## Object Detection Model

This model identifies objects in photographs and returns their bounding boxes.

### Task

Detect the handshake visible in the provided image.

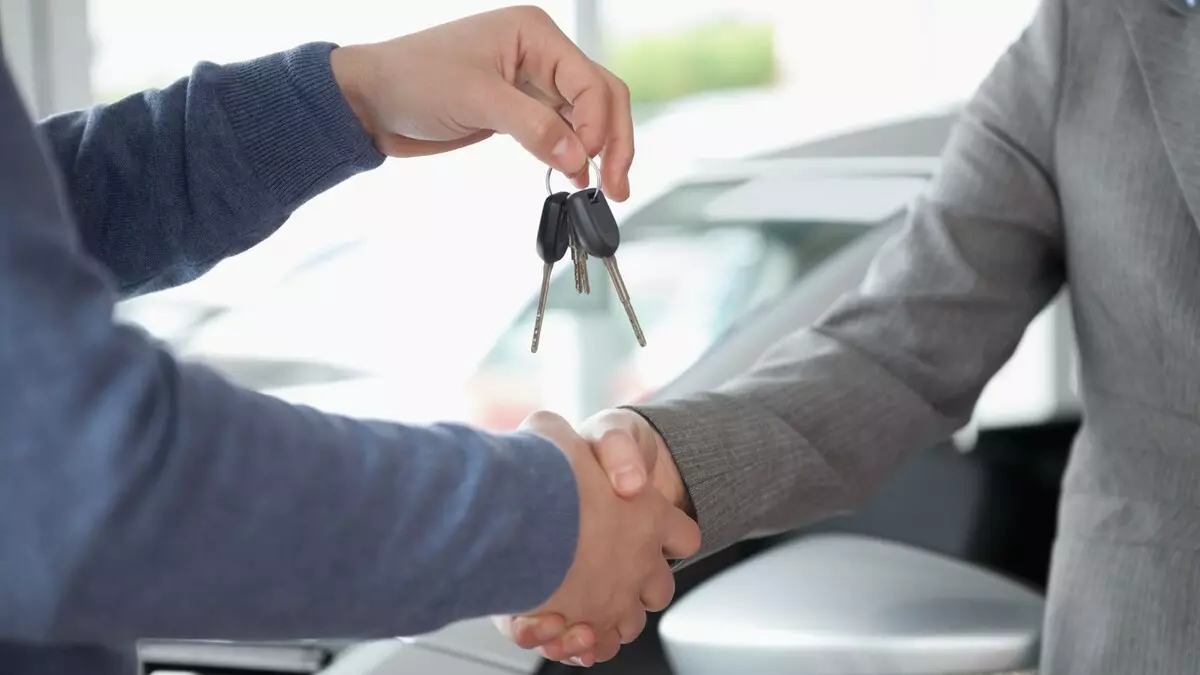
[494,409,699,667]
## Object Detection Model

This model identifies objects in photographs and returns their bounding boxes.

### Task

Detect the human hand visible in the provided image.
[495,411,699,666]
[329,6,634,200]
[496,409,694,666]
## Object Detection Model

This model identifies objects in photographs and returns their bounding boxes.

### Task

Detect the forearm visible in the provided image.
[631,328,966,558]
[633,0,1071,561]
[37,42,382,296]
[6,352,578,641]
[1,58,576,642]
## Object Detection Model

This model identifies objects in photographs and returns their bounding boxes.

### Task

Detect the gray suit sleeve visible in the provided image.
[630,0,1071,560]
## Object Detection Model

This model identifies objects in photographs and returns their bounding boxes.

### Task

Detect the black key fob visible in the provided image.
[537,191,571,263]
[567,188,620,258]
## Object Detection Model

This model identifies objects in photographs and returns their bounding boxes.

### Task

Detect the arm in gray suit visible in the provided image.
[629,0,1071,561]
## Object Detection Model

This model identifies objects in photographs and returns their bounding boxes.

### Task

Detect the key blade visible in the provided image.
[569,229,583,293]
[531,262,553,353]
[580,249,591,295]
[603,257,646,347]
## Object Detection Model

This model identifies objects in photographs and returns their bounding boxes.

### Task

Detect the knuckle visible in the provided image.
[515,632,542,649]
[643,573,675,612]
[511,4,552,24]
[612,77,631,101]
[524,409,562,428]
[597,428,633,452]
[539,643,564,661]
[531,113,564,147]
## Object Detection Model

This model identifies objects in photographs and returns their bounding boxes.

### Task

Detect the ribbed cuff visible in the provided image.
[626,391,860,566]
[626,396,778,565]
[628,329,962,567]
[217,42,385,210]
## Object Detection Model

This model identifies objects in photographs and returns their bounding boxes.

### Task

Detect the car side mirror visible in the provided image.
[659,534,1043,675]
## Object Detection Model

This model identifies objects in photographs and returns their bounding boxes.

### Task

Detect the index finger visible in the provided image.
[518,17,615,162]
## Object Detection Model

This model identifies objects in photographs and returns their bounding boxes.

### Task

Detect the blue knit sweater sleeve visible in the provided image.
[0,44,579,643]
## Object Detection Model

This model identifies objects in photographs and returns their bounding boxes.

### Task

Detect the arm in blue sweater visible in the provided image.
[0,44,579,642]
[36,43,377,296]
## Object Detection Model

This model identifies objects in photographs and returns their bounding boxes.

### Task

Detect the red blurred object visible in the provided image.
[466,370,540,431]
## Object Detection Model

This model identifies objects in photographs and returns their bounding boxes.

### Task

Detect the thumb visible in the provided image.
[479,80,589,181]
[581,410,658,498]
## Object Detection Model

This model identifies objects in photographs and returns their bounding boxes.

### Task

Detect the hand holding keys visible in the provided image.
[531,159,646,353]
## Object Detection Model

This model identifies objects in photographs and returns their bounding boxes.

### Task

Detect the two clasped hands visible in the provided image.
[496,409,696,667]
[324,5,695,667]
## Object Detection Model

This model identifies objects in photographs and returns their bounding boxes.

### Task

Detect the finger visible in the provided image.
[519,410,572,436]
[597,66,634,202]
[640,563,677,613]
[509,614,566,648]
[539,624,595,661]
[560,654,595,668]
[616,609,648,645]
[591,630,623,663]
[581,411,658,498]
[516,21,612,160]
[593,428,650,497]
[514,80,590,190]
[479,81,588,183]
[562,629,618,665]
[661,503,703,559]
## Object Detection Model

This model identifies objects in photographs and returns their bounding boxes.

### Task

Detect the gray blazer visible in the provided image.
[632,0,1200,671]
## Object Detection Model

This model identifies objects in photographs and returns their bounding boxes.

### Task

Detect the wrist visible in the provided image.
[650,433,693,518]
[330,45,380,142]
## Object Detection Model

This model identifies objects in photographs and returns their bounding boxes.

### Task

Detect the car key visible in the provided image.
[569,226,591,295]
[568,188,647,347]
[547,162,598,297]
[568,226,582,293]
[532,192,571,353]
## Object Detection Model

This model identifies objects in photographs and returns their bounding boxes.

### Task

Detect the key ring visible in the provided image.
[545,156,603,199]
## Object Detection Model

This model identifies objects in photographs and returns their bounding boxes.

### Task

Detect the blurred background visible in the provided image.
[2,0,1039,430]
[5,3,1084,674]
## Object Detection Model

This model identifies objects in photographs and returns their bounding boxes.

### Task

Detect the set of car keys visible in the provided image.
[531,158,646,353]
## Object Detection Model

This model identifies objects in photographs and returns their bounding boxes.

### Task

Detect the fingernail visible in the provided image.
[569,657,586,667]
[551,138,570,157]
[569,634,589,653]
[614,466,645,492]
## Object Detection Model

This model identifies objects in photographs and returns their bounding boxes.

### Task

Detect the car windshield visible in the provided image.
[465,181,872,430]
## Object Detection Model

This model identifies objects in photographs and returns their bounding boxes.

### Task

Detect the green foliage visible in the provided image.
[610,20,776,105]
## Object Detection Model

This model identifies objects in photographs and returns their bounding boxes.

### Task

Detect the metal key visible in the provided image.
[532,191,571,353]
[568,187,647,347]
[572,227,591,295]
[568,227,583,293]
[546,163,597,296]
